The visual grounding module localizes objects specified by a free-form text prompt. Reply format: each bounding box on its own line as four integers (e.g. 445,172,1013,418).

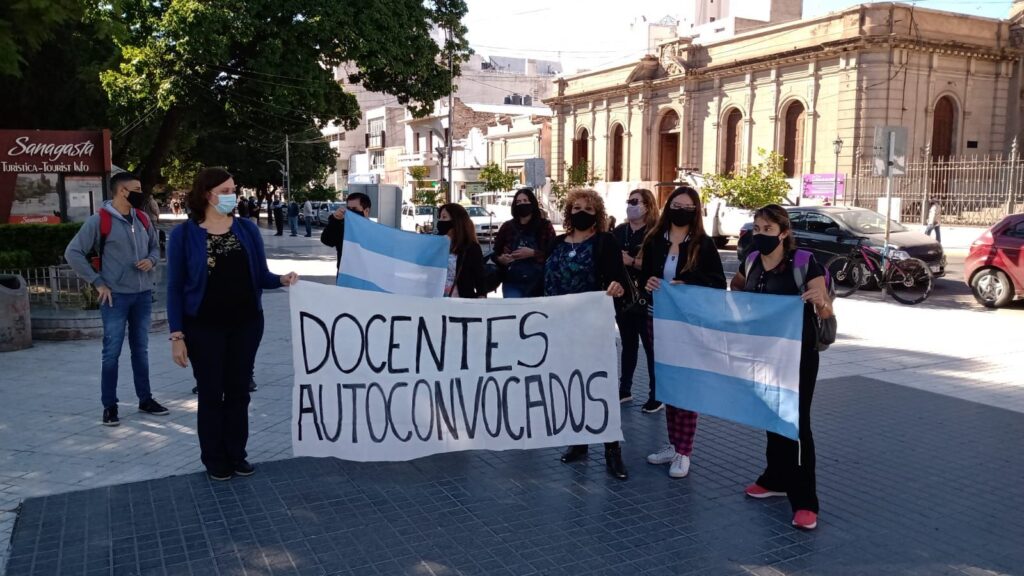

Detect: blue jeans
925,224,941,243
304,218,312,236
100,290,153,408
289,216,299,236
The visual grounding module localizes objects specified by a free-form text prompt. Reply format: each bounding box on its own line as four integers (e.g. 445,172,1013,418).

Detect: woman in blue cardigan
167,167,298,481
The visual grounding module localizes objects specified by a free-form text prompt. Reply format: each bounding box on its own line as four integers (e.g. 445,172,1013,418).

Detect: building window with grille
370,150,385,170
368,118,385,148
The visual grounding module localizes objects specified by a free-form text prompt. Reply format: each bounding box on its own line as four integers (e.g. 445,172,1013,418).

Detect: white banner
290,282,623,461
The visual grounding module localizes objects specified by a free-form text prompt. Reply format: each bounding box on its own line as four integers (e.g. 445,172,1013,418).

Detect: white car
466,205,499,239
401,203,436,233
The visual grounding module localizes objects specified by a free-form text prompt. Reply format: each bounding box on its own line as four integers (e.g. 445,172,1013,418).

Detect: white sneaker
669,453,691,478
646,444,676,465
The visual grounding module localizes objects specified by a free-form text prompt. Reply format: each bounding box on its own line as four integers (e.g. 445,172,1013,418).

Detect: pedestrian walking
320,193,371,270
640,186,726,478
925,199,941,243
302,198,314,237
729,204,833,531
611,188,659,406
272,196,285,236
545,188,630,480
64,171,169,426
437,203,487,298
493,188,555,298
287,198,300,237
166,167,299,481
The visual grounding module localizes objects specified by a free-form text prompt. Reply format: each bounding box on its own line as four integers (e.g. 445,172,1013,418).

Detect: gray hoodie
65,202,160,294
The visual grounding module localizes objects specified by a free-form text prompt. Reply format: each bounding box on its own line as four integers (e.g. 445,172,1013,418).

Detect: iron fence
0,266,97,309
848,152,1024,226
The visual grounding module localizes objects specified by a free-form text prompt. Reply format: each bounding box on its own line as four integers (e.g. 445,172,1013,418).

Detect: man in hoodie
65,172,169,427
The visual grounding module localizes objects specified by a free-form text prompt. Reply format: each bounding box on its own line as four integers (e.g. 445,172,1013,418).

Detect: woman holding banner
167,167,299,482
493,188,555,298
438,203,486,298
545,188,630,480
729,204,832,531
640,186,726,479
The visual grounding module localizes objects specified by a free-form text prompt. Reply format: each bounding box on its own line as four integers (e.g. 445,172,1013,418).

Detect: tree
0,0,84,77
99,0,471,194
479,163,518,192
550,160,600,211
409,165,440,206
700,149,790,210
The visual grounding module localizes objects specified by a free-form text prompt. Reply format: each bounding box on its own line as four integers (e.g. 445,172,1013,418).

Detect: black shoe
139,398,169,415
191,386,198,394
289,234,297,237
273,233,283,236
207,468,232,481
641,399,664,414
248,378,257,392
619,390,633,403
102,406,120,427
605,445,629,480
560,445,588,464
304,234,311,237
233,460,256,476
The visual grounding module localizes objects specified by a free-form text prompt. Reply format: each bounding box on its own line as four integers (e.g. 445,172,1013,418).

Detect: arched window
722,109,743,175
610,124,625,182
782,102,806,178
572,128,589,168
931,96,957,161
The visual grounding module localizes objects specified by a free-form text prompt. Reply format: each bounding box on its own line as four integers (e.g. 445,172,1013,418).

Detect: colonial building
546,3,1024,210
485,112,552,184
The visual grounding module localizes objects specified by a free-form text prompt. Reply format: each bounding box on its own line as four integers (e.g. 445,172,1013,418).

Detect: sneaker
619,390,633,403
207,469,232,482
248,378,258,392
233,460,256,477
669,453,691,478
792,510,818,530
745,483,787,499
102,406,120,427
138,398,169,416
646,444,676,465
641,399,664,413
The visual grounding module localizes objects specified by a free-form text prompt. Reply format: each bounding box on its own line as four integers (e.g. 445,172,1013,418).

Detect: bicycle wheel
884,257,933,305
825,255,868,298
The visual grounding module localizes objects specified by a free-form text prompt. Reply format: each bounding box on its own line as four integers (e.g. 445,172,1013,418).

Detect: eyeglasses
626,199,641,206
670,204,696,211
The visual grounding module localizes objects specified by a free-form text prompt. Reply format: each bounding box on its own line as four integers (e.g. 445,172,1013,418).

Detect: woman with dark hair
612,188,660,407
730,204,832,531
640,186,726,479
167,167,299,481
437,203,486,298
493,188,556,298
546,188,630,479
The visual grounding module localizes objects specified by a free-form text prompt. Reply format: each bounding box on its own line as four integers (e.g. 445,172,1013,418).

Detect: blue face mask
214,194,237,215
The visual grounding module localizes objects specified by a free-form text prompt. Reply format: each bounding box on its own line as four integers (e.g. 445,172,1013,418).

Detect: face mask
513,204,532,219
214,194,237,215
570,210,596,231
625,204,646,222
127,191,146,210
668,207,696,227
752,233,782,255
436,220,454,235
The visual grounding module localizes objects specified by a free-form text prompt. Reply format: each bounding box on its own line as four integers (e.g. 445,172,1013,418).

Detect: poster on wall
9,173,61,224
64,176,105,223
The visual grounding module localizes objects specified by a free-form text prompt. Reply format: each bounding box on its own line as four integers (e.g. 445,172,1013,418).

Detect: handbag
616,274,648,318
813,313,837,351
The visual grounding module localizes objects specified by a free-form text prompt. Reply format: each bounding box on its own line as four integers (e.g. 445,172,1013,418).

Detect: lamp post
266,159,288,194
832,137,844,205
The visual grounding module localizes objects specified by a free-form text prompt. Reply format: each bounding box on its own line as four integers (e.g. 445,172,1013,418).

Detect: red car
965,213,1024,307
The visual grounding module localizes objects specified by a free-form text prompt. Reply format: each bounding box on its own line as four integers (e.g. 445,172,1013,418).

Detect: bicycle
824,237,933,305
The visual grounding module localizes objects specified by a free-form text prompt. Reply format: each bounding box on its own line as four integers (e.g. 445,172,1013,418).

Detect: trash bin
0,274,32,352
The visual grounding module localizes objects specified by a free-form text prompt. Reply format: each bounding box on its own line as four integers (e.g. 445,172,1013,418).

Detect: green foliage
409,166,440,206
550,161,600,212
700,149,790,210
0,250,33,270
302,184,339,203
479,163,518,192
0,224,83,268
0,0,85,77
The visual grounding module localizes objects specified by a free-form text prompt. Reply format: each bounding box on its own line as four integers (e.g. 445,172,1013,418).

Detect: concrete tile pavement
1,225,1022,574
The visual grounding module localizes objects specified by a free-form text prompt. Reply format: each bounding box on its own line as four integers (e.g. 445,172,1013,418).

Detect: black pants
757,347,819,513
274,210,285,235
184,312,264,473
617,312,654,397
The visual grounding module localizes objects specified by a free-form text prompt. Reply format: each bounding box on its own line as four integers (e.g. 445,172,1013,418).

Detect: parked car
317,202,343,226
964,213,1024,307
736,206,946,277
401,203,436,233
466,205,499,240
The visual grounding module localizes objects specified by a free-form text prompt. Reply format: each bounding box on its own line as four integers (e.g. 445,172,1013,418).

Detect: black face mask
667,207,696,227
752,233,782,255
570,210,597,231
513,204,533,219
436,220,454,236
127,191,146,210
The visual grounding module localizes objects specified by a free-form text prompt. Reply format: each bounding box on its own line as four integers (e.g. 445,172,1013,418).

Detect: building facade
485,114,552,183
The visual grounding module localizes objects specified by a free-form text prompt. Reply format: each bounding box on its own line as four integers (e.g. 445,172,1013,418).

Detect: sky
462,0,1013,74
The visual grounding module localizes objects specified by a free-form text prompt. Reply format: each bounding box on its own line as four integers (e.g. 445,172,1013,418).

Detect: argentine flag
654,284,804,440
338,213,451,297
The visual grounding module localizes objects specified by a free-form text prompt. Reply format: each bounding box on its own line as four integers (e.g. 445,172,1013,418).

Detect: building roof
463,103,552,116
485,56,563,75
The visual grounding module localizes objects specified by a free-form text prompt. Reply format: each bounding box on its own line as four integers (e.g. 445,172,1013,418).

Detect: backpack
743,249,836,350
89,209,151,272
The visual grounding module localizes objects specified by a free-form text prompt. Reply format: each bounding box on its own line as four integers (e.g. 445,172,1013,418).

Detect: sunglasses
626,199,641,206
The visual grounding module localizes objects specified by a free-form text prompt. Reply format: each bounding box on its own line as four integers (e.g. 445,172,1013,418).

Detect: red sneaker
744,483,787,499
792,510,818,530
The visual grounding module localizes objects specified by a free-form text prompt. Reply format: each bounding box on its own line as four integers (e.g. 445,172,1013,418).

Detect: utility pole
284,134,291,200
446,24,454,204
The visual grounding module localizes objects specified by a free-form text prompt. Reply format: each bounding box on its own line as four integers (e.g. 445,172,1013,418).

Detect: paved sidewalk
1,226,1022,575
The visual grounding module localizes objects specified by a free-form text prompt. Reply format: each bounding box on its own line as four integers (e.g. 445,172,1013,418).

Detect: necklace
567,231,593,258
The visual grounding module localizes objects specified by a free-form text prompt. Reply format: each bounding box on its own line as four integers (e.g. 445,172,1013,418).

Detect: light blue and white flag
654,284,805,439
338,213,450,297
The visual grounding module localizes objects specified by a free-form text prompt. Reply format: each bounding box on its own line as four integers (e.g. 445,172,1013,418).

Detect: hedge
0,250,33,270
0,223,83,268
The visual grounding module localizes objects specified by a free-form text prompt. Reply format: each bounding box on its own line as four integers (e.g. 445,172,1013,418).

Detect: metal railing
0,266,98,309
848,144,1024,226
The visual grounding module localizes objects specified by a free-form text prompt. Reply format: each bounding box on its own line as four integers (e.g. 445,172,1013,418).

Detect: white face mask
626,203,646,222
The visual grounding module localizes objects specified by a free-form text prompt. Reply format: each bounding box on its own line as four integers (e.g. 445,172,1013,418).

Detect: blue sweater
166,217,282,332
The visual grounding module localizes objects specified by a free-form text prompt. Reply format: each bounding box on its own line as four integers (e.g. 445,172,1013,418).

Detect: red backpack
89,209,151,272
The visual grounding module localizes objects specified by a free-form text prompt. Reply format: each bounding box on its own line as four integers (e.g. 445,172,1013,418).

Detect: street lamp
266,159,288,194
832,137,844,206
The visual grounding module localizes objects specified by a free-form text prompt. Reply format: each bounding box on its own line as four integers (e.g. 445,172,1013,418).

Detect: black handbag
616,274,648,318
814,313,837,351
